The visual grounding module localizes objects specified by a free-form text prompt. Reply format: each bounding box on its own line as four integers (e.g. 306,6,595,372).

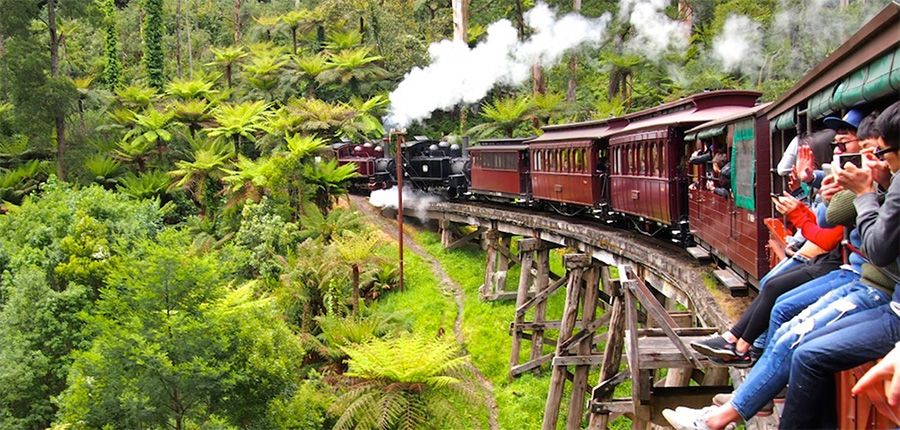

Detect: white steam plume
368,186,440,222
618,0,689,61
385,2,611,128
712,14,763,76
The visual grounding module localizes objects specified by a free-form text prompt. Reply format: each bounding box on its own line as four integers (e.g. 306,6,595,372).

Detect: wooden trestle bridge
420,201,757,429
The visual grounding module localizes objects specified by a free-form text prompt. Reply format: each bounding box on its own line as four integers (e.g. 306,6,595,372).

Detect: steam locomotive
336,2,900,292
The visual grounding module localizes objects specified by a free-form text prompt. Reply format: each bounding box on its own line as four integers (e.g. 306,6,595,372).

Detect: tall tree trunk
49,0,67,181
566,0,581,103
175,0,182,78
0,16,6,101
234,0,242,45
187,0,193,79
452,0,469,42
351,263,360,314
532,61,544,128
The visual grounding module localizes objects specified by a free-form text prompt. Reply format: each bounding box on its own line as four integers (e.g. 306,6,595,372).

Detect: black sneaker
708,352,753,368
690,334,737,358
748,346,764,365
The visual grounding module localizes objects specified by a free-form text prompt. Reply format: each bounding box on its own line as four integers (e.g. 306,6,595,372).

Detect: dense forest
0,0,891,429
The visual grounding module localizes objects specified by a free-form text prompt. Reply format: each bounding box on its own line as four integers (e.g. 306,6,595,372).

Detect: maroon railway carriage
684,104,772,286
527,117,627,215
332,141,386,191
467,138,532,202
606,91,761,237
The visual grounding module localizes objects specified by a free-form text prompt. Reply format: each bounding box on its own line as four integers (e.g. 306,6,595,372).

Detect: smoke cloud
368,186,440,222
712,14,763,76
385,2,611,128
617,0,689,61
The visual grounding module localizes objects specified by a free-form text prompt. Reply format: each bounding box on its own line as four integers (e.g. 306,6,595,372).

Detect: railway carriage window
651,143,658,176
561,149,569,172
660,140,667,176
638,145,645,175
574,148,583,172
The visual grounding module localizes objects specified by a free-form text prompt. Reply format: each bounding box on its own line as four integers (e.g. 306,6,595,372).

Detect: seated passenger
664,104,899,430
690,192,843,366
778,101,900,429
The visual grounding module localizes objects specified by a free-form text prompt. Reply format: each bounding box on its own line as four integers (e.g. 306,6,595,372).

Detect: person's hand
772,192,801,215
836,161,875,195
819,173,843,203
852,345,900,406
787,171,801,192
860,148,892,190
795,146,816,183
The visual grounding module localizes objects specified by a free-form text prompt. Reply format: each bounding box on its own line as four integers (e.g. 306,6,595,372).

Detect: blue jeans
780,305,900,429
750,254,810,349
729,280,890,419
763,268,860,347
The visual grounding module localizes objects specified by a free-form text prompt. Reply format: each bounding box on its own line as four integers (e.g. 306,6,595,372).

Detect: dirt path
350,195,500,430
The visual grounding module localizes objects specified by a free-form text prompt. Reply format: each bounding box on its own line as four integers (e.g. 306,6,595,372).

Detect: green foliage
142,0,165,89
99,0,121,90
300,158,357,214
333,334,486,430
83,156,123,188
56,231,305,429
468,95,534,138
233,197,299,280
117,169,170,200
0,179,160,429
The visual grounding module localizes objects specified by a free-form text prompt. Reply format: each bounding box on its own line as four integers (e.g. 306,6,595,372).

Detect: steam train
336,3,900,295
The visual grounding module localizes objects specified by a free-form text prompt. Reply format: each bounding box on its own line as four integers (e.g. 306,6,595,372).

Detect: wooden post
566,263,600,430
481,229,499,298
510,238,538,379
495,234,511,293
542,253,591,430
587,267,626,430
531,246,551,372
440,219,454,248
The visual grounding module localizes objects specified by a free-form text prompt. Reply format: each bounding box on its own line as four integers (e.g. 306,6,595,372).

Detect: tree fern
333,335,486,430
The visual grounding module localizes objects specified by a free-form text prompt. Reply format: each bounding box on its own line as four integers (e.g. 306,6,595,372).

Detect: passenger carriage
332,141,385,192
467,138,532,202
606,91,761,238
685,104,772,287
527,117,627,215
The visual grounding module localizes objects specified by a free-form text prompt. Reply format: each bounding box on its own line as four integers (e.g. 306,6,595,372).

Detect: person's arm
855,176,900,267
785,204,844,251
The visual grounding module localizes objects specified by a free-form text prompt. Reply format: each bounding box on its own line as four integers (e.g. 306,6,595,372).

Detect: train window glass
638,145,645,175
561,149,569,172
574,148,583,172
650,143,658,176
656,141,663,176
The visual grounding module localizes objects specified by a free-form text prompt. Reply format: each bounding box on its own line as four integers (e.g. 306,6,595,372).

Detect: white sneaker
662,406,716,430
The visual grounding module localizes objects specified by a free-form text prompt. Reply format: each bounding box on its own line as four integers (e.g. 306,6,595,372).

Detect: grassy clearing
406,229,632,430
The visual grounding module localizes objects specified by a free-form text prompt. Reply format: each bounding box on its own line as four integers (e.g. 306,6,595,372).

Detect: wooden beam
553,354,607,367
446,226,485,250
510,352,554,376
516,274,568,317
567,264,601,430
625,267,702,369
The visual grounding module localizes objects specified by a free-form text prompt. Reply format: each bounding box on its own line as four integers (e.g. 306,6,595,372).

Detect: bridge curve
425,201,732,328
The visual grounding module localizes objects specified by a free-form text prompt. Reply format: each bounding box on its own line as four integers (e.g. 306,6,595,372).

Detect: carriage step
686,246,711,261
714,268,748,297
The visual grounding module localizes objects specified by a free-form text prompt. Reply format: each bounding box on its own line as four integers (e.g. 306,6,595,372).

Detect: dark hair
802,129,836,168
856,110,882,141
875,100,900,149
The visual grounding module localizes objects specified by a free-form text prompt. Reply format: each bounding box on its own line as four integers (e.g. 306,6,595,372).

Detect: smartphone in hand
839,153,862,168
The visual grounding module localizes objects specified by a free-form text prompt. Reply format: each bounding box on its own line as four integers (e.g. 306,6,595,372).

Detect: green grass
402,229,632,430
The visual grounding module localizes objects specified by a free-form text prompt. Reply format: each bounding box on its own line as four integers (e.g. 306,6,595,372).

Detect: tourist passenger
777,101,900,429
663,106,894,430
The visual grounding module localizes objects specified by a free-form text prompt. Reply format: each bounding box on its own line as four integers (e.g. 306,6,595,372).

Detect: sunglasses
873,146,899,161
831,139,858,151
